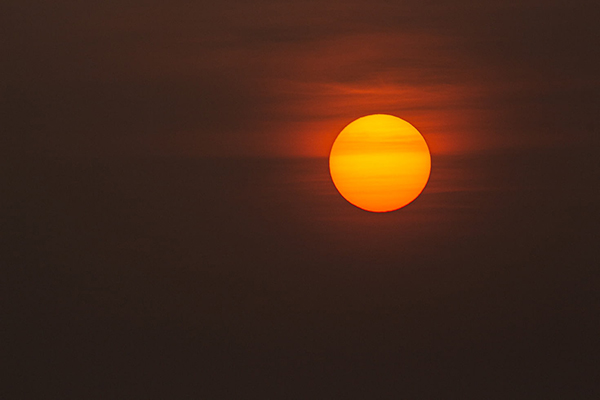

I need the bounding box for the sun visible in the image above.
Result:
[329,114,431,212]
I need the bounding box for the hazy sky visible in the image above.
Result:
[5,0,598,157]
[4,1,600,398]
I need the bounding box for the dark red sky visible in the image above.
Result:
[4,1,599,398]
[5,0,598,157]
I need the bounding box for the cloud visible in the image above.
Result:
[4,0,598,157]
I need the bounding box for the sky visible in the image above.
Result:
[5,0,598,157]
[3,0,599,398]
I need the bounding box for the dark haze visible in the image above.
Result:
[3,0,599,398]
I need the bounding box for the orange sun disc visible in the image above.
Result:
[329,114,431,212]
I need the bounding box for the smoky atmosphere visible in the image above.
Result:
[3,0,599,398]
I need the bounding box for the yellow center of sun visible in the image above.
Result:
[329,114,431,212]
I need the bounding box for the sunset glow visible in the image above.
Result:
[329,114,431,212]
